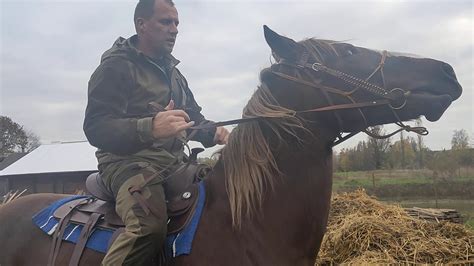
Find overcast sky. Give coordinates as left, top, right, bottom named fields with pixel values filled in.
left=1, top=0, right=472, bottom=157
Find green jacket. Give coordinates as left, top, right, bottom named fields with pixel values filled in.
left=84, top=35, right=215, bottom=168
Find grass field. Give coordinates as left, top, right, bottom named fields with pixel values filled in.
left=333, top=168, right=474, bottom=190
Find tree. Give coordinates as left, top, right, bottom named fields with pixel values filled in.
left=415, top=118, right=425, bottom=168
left=426, top=150, right=458, bottom=179
left=388, top=138, right=416, bottom=169
left=24, top=129, right=41, bottom=152
left=400, top=131, right=406, bottom=168
left=0, top=116, right=40, bottom=155
left=337, top=149, right=350, bottom=172
left=451, top=129, right=469, bottom=150
left=366, top=126, right=391, bottom=170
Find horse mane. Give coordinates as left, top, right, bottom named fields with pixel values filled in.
left=221, top=83, right=307, bottom=228
left=221, top=38, right=339, bottom=228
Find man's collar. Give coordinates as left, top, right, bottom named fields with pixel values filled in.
left=128, top=35, right=180, bottom=68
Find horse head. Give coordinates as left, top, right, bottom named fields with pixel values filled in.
left=261, top=25, right=463, bottom=142
left=223, top=25, right=463, bottom=229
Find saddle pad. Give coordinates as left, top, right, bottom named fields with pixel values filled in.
left=32, top=182, right=206, bottom=257
left=166, top=181, right=206, bottom=257
left=32, top=195, right=115, bottom=253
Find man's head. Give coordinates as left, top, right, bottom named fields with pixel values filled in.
left=134, top=0, right=179, bottom=58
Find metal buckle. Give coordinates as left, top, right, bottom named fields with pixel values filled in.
left=312, top=63, right=323, bottom=71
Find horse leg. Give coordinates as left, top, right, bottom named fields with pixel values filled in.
left=0, top=193, right=104, bottom=266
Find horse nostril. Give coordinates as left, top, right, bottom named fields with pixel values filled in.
left=441, top=63, right=457, bottom=80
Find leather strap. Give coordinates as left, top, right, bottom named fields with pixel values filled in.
left=68, top=212, right=103, bottom=266
left=188, top=99, right=390, bottom=131
left=47, top=213, right=73, bottom=266
left=47, top=199, right=91, bottom=266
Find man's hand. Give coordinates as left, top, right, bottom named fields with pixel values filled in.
left=152, top=100, right=195, bottom=139
left=213, top=126, right=229, bottom=145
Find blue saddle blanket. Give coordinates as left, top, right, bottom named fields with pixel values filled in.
left=32, top=182, right=206, bottom=257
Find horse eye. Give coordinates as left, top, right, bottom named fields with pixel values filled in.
left=344, top=47, right=358, bottom=57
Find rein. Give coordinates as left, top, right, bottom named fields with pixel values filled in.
left=152, top=50, right=428, bottom=146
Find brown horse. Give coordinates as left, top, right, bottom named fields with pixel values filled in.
left=0, top=26, right=462, bottom=265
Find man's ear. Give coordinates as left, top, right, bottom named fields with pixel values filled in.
left=136, top=18, right=146, bottom=33
left=263, top=25, right=299, bottom=60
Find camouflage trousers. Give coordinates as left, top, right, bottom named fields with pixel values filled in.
left=99, top=160, right=174, bottom=266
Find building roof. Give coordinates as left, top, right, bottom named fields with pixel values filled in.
left=0, top=153, right=27, bottom=170
left=0, top=141, right=98, bottom=176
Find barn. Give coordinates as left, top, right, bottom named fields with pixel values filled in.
left=0, top=141, right=98, bottom=196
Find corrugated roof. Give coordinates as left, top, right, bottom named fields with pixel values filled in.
left=0, top=141, right=98, bottom=176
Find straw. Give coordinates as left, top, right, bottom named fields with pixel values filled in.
left=316, top=189, right=474, bottom=265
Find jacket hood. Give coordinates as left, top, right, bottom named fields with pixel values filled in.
left=100, top=35, right=180, bottom=67
left=100, top=35, right=140, bottom=63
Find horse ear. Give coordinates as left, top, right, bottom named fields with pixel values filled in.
left=263, top=25, right=298, bottom=60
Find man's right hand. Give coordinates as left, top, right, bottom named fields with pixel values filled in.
left=152, top=100, right=195, bottom=139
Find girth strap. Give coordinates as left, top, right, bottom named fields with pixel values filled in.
left=69, top=212, right=103, bottom=266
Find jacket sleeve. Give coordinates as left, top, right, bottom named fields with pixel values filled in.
left=188, top=110, right=217, bottom=148
left=83, top=61, right=154, bottom=155
left=177, top=71, right=217, bottom=148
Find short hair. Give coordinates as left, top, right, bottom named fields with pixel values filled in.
left=134, top=0, right=175, bottom=24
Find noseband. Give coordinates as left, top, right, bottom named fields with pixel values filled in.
left=271, top=50, right=428, bottom=146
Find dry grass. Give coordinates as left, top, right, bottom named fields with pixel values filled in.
left=1, top=189, right=27, bottom=205
left=316, top=190, right=474, bottom=265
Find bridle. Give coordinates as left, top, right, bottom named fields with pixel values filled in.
left=175, top=49, right=428, bottom=146
left=264, top=49, right=428, bottom=145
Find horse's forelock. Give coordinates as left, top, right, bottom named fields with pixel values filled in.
left=300, top=38, right=340, bottom=63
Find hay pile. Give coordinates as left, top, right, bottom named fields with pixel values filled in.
left=316, top=190, right=474, bottom=264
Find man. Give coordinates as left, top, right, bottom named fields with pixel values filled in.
left=83, top=0, right=229, bottom=264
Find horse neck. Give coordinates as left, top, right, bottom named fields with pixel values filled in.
left=204, top=126, right=333, bottom=262
left=267, top=133, right=333, bottom=253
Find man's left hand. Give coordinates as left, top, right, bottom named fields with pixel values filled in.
left=213, top=126, right=229, bottom=145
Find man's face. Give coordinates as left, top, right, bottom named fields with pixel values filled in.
left=140, top=0, right=179, bottom=57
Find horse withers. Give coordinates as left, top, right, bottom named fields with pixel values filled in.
left=0, top=26, right=462, bottom=265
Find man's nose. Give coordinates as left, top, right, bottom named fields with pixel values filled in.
left=170, top=23, right=178, bottom=34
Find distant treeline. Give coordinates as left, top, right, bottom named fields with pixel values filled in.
left=197, top=127, right=472, bottom=178
left=334, top=127, right=473, bottom=176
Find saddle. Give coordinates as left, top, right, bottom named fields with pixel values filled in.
left=48, top=148, right=211, bottom=266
